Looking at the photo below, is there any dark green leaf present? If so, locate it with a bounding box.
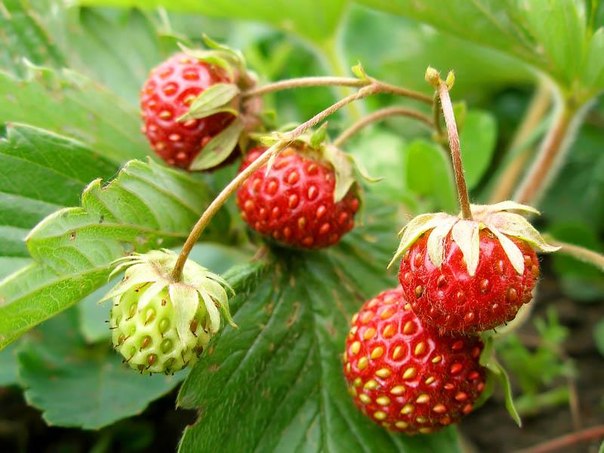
[0,67,149,163]
[403,139,457,213]
[0,0,66,76]
[75,0,349,45]
[18,308,185,429]
[459,111,497,189]
[594,318,604,357]
[177,201,460,452]
[0,160,227,349]
[0,341,19,386]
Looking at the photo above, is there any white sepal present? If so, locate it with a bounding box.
[471,201,540,217]
[451,220,481,277]
[170,283,200,341]
[199,288,221,334]
[490,228,525,275]
[487,212,560,253]
[136,280,168,311]
[426,217,457,268]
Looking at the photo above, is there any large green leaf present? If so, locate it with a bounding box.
[0,124,118,277]
[460,111,497,189]
[355,0,602,95]
[0,67,150,163]
[0,159,227,350]
[177,201,461,452]
[74,0,349,45]
[0,341,19,387]
[17,308,185,429]
[0,0,66,76]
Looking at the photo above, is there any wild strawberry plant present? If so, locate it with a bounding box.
[1,1,603,451]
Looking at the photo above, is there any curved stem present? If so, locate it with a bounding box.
[243,76,433,105]
[542,235,604,272]
[171,83,380,280]
[437,80,472,220]
[489,82,552,203]
[333,106,434,147]
[243,76,366,98]
[513,98,582,205]
[515,424,604,453]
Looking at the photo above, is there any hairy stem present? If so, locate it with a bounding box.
[543,236,604,272]
[513,98,583,205]
[171,84,381,280]
[333,106,434,147]
[515,424,604,453]
[490,82,552,202]
[437,80,472,220]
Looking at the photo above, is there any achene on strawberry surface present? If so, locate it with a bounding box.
[392,202,559,335]
[343,287,486,434]
[236,144,360,249]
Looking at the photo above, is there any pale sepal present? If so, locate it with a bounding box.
[388,212,452,268]
[490,228,525,275]
[198,288,221,334]
[170,283,201,341]
[322,144,357,203]
[426,217,457,268]
[471,201,540,217]
[136,280,168,311]
[488,212,560,253]
[451,220,481,277]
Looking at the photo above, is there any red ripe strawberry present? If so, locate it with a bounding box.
[343,287,486,434]
[236,145,360,249]
[140,53,236,169]
[391,202,559,334]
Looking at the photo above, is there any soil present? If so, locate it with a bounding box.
[1,260,602,453]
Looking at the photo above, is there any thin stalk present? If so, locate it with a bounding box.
[171,84,380,281]
[333,106,433,147]
[513,99,581,205]
[542,236,604,272]
[515,424,604,453]
[437,80,472,220]
[490,82,552,202]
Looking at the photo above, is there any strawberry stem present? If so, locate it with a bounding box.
[433,73,472,220]
[171,83,383,281]
[243,76,433,105]
[333,106,434,147]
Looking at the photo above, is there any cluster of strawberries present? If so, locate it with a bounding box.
[138,50,556,434]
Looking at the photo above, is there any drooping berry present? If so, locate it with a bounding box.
[141,53,235,169]
[236,144,360,249]
[391,202,559,334]
[103,250,235,374]
[343,287,486,434]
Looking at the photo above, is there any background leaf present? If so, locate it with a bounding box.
[0,160,227,349]
[17,308,185,429]
[0,341,19,387]
[460,111,497,190]
[74,0,349,46]
[177,201,460,452]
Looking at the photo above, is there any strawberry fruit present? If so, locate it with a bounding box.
[391,202,559,334]
[343,287,486,434]
[236,144,360,249]
[141,52,235,169]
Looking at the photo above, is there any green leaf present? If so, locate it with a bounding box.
[459,111,497,189]
[0,0,66,76]
[0,341,19,387]
[0,67,150,163]
[180,83,240,121]
[594,318,604,357]
[355,0,597,94]
[17,308,185,429]
[403,139,457,213]
[0,160,227,350]
[189,119,244,170]
[0,124,118,276]
[74,0,349,45]
[176,201,460,452]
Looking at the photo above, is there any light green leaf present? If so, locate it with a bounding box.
[189,119,244,170]
[0,341,19,387]
[0,160,227,350]
[180,83,240,121]
[177,201,460,452]
[403,139,457,213]
[0,67,150,163]
[75,0,349,45]
[0,0,66,76]
[17,308,185,429]
[460,111,497,189]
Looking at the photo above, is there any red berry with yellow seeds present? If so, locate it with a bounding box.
[141,53,235,169]
[390,202,559,335]
[236,144,360,249]
[343,287,486,434]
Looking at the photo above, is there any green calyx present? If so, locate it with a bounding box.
[102,250,235,374]
[389,201,560,275]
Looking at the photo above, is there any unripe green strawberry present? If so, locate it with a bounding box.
[103,250,235,374]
